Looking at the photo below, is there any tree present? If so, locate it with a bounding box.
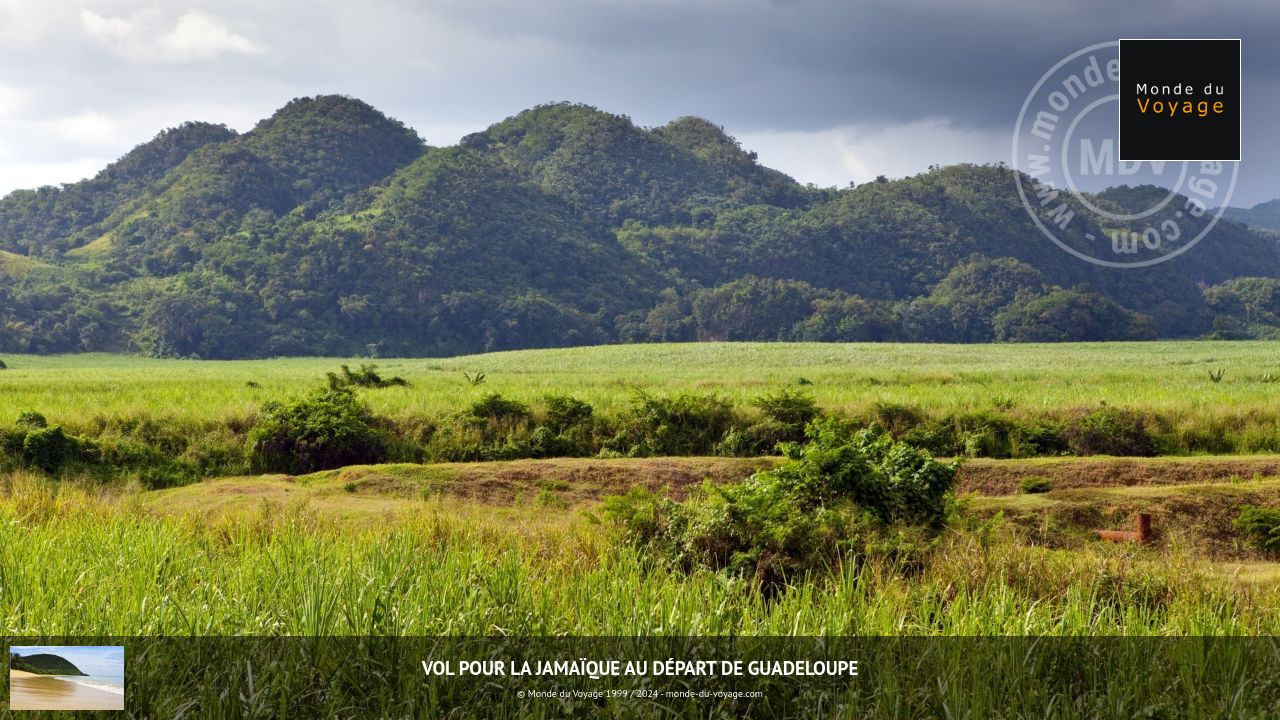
[994,288,1157,342]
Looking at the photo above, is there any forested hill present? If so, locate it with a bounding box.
[2,95,1280,358]
[9,652,87,676]
[1223,199,1280,234]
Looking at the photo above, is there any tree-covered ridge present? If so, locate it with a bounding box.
[10,652,87,676]
[0,121,236,255]
[1222,198,1280,234]
[466,103,816,225]
[1,96,1280,357]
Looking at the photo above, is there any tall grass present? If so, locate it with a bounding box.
[2,474,1276,638]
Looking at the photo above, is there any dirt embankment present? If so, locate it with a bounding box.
[957,456,1280,495]
[338,456,781,505]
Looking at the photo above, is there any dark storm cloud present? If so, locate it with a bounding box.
[0,0,1276,203]
[406,0,1280,130]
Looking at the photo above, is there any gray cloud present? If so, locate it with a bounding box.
[0,0,1275,204]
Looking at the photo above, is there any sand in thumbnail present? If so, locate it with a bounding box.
[9,670,125,711]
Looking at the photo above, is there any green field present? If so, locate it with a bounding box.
[5,342,1280,481]
[2,338,1280,422]
[2,343,1279,644]
[3,341,1280,424]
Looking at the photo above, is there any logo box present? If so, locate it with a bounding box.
[1119,39,1241,161]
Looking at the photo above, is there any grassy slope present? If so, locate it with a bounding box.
[145,453,1280,509]
[147,456,777,518]
[0,249,45,277]
[3,341,1280,427]
[5,456,1278,637]
[141,455,1280,566]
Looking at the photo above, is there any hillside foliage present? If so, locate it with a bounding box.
[3,97,1280,357]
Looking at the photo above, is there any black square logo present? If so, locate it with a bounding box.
[1119,39,1240,161]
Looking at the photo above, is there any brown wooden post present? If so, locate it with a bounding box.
[1135,513,1152,545]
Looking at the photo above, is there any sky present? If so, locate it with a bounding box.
[12,646,125,676]
[1,0,1277,206]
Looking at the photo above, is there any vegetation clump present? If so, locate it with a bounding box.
[604,420,958,591]
[249,389,390,474]
[1,411,96,474]
[719,387,819,456]
[1019,476,1053,494]
[16,411,47,430]
[607,391,739,457]
[326,364,408,390]
[1234,506,1280,555]
[1065,406,1155,457]
[468,393,531,422]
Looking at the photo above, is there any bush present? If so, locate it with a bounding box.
[752,387,819,428]
[326,364,408,390]
[607,392,740,457]
[718,387,822,455]
[0,359,7,369]
[952,411,1018,458]
[716,419,796,457]
[1234,506,1280,555]
[1064,406,1155,456]
[872,402,925,434]
[604,420,959,592]
[21,426,95,474]
[0,428,24,464]
[16,411,47,430]
[1,412,96,475]
[249,389,390,474]
[1017,418,1068,456]
[542,395,593,434]
[468,393,531,422]
[1019,476,1053,494]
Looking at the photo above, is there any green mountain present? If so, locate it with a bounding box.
[10,652,88,676]
[2,96,1279,357]
[1222,199,1280,234]
[0,121,236,256]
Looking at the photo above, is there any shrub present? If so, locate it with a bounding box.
[468,393,531,422]
[522,426,577,459]
[249,389,389,474]
[0,359,7,369]
[0,428,24,465]
[716,419,796,457]
[604,420,959,592]
[1017,418,1067,456]
[542,395,593,434]
[1234,506,1280,555]
[952,411,1018,458]
[16,411,47,430]
[1019,476,1053,494]
[872,402,925,434]
[1064,406,1155,456]
[718,387,822,455]
[752,387,819,428]
[608,392,739,457]
[326,364,408,390]
[21,426,93,474]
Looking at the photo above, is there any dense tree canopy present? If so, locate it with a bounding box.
[2,96,1279,357]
